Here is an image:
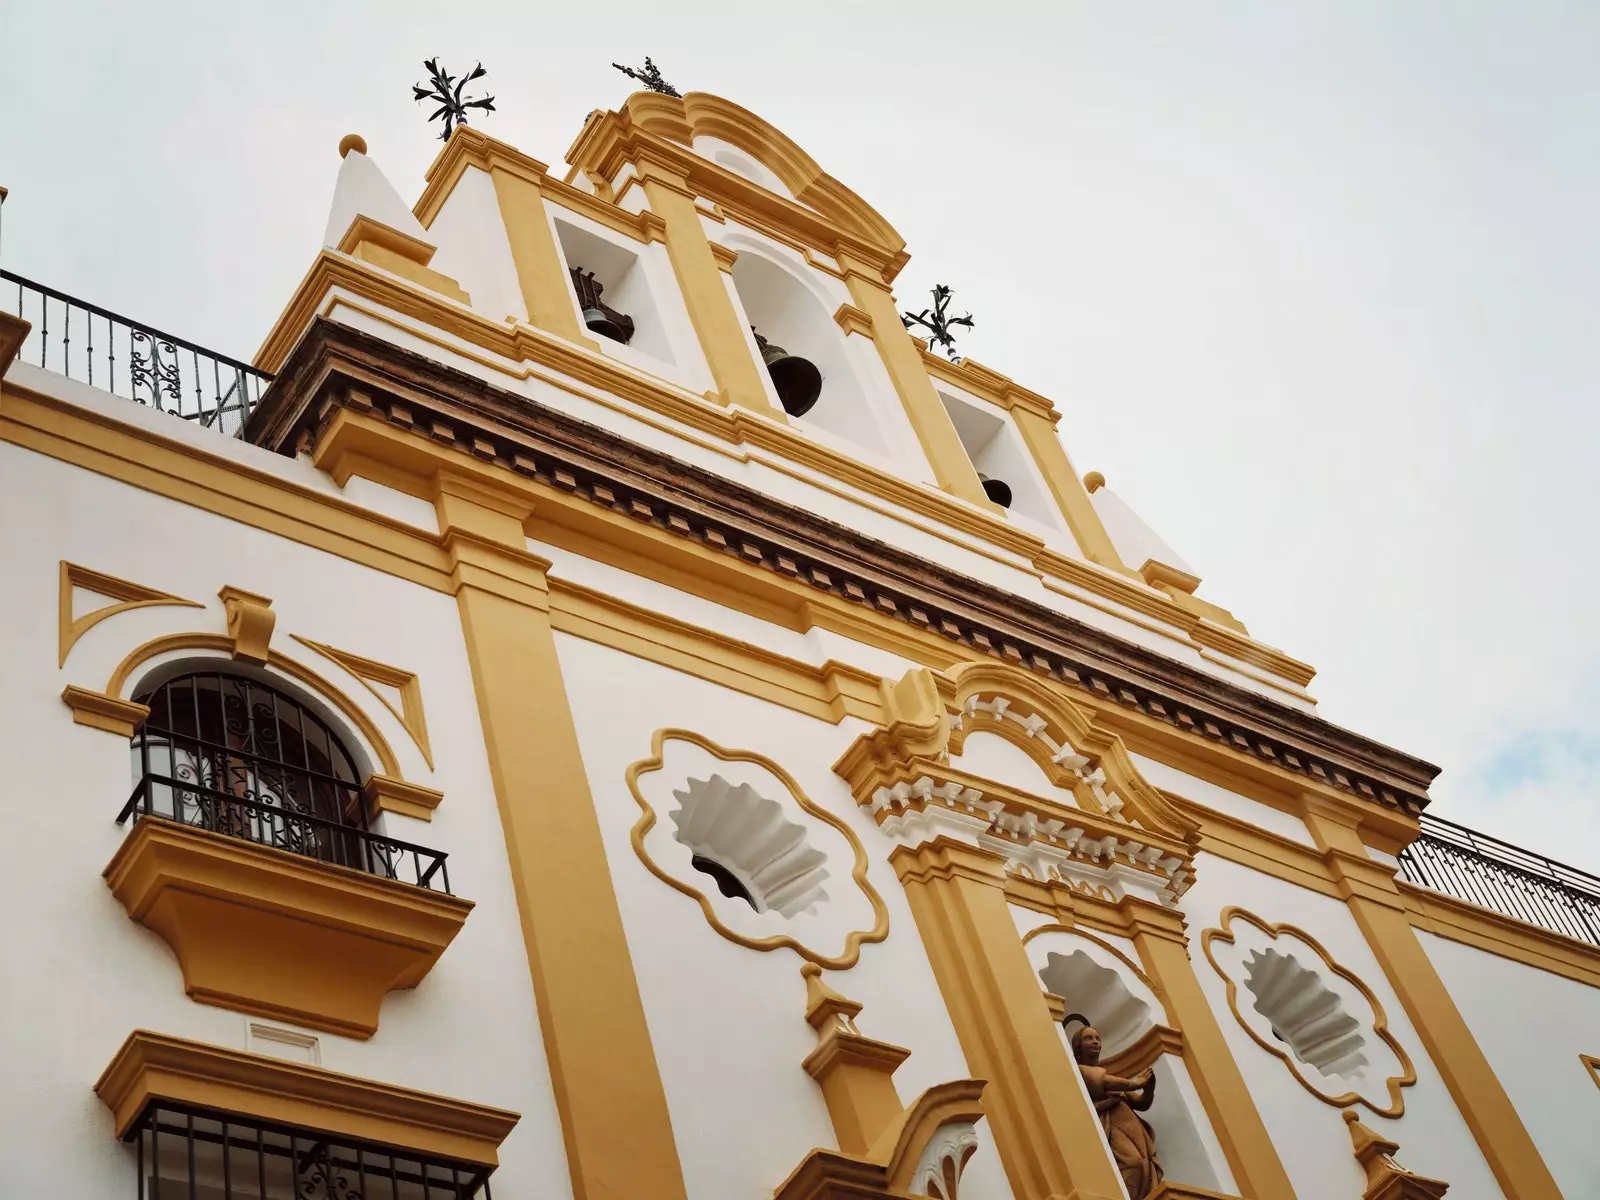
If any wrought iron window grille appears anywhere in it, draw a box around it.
[2,269,273,436]
[122,673,451,894]
[1398,811,1600,947]
[127,1101,494,1199]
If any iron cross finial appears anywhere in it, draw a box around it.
[412,58,496,142]
[612,57,681,97]
[901,284,975,362]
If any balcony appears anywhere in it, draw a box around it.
[104,672,473,1038]
[1,268,273,436]
[1398,812,1600,947]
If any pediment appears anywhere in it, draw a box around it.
[833,664,1199,902]
[616,91,906,254]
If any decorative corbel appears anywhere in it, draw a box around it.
[1343,1109,1449,1199]
[218,586,276,665]
[781,964,988,1199]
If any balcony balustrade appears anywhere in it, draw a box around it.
[1398,811,1600,947]
[2,268,272,436]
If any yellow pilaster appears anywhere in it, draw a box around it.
[892,837,1124,1200]
[1299,795,1561,1200]
[433,470,688,1200]
[835,253,992,509]
[1011,406,1127,572]
[631,156,785,418]
[1122,898,1297,1200]
[484,156,595,345]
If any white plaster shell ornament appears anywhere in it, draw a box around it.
[628,729,889,969]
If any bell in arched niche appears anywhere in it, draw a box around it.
[752,328,822,417]
[570,267,636,344]
[978,473,1013,508]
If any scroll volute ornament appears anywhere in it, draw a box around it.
[219,585,276,665]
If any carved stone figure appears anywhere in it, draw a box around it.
[1063,1013,1163,1200]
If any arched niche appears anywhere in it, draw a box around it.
[1024,927,1236,1195]
[945,730,1079,810]
[726,243,890,454]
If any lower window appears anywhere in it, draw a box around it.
[129,1103,494,1199]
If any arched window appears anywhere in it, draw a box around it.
[128,671,370,872]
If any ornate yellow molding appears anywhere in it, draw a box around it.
[334,214,470,305]
[0,310,28,375]
[103,818,473,1038]
[800,963,913,1155]
[58,561,202,667]
[363,773,445,822]
[1343,1109,1450,1199]
[889,835,1126,1200]
[102,632,404,778]
[568,91,907,274]
[626,728,890,969]
[218,584,276,664]
[1202,906,1416,1117]
[292,634,434,769]
[94,1030,519,1165]
[62,684,150,736]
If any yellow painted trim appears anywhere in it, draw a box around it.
[799,963,911,1155]
[1400,880,1600,990]
[218,584,275,665]
[833,302,874,338]
[568,91,907,271]
[434,483,690,1200]
[1201,905,1416,1118]
[1119,900,1299,1200]
[58,560,203,668]
[103,632,404,779]
[889,836,1125,1200]
[637,159,785,418]
[293,634,434,769]
[362,774,445,822]
[94,1030,518,1165]
[103,817,473,1038]
[0,310,29,376]
[840,255,992,508]
[61,684,149,737]
[625,727,890,969]
[335,213,439,268]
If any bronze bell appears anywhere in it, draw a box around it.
[979,473,1013,508]
[752,329,822,417]
[570,267,636,345]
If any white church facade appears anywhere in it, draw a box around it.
[0,87,1595,1200]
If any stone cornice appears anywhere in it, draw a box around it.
[248,319,1440,810]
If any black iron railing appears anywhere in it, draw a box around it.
[118,778,452,894]
[1,268,272,435]
[1398,812,1600,946]
[128,1100,494,1198]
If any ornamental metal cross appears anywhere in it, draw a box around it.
[612,56,680,97]
[901,284,974,361]
[412,58,496,141]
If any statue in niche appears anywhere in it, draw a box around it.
[1062,1013,1164,1200]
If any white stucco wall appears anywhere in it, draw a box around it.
[1418,930,1600,1195]
[0,438,572,1199]
[553,633,1014,1200]
[1180,851,1505,1199]
[425,163,530,325]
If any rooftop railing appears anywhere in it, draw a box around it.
[1398,811,1600,947]
[1,269,272,436]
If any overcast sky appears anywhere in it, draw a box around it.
[4,2,1597,863]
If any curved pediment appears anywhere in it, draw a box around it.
[617,91,906,254]
[833,665,1199,905]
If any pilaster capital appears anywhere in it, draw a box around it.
[889,836,1010,889]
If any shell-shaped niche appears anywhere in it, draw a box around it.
[670,775,831,917]
[1243,947,1368,1078]
[628,729,889,969]
[1038,947,1155,1057]
[1203,907,1415,1116]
